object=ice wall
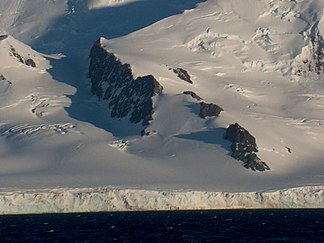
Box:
[0,186,323,214]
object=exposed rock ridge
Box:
[183,91,203,101]
[9,45,36,67]
[0,35,8,41]
[172,68,193,84]
[199,102,223,118]
[224,123,270,172]
[88,39,163,126]
[0,74,11,93]
[0,74,6,81]
[183,91,223,118]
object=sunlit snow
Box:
[0,0,323,212]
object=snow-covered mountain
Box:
[0,0,324,211]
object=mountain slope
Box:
[0,0,324,193]
[99,0,324,174]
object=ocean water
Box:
[0,209,323,242]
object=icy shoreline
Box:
[0,186,323,215]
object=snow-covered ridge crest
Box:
[0,186,323,214]
[0,35,46,69]
[88,0,141,9]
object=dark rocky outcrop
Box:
[88,39,163,126]
[224,123,270,172]
[9,46,36,67]
[172,68,193,84]
[25,58,36,67]
[0,35,8,41]
[199,102,223,118]
[0,74,11,84]
[183,91,203,101]
[0,74,12,94]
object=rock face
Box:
[293,24,324,77]
[183,91,203,101]
[172,68,193,84]
[25,58,36,67]
[0,74,11,89]
[0,74,11,84]
[199,102,223,118]
[224,123,270,172]
[88,39,163,126]
[9,46,36,67]
[0,35,8,41]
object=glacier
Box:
[0,186,323,215]
[0,0,324,214]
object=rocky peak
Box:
[224,123,270,172]
[183,91,203,101]
[199,102,223,119]
[172,68,193,84]
[88,39,163,127]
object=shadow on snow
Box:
[30,0,205,137]
[176,128,232,156]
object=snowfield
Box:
[0,0,324,213]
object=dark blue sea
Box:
[0,209,323,242]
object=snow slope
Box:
[0,0,324,212]
[102,0,324,177]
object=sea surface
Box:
[0,209,323,242]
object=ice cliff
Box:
[0,186,323,215]
[293,23,324,78]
